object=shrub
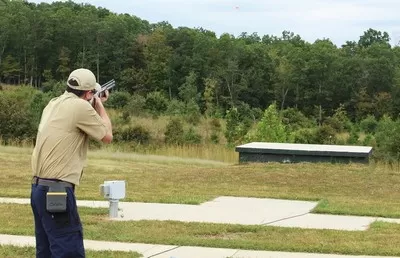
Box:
[251,107,263,121]
[120,111,131,124]
[282,108,314,132]
[210,132,220,144]
[347,130,360,145]
[314,124,336,144]
[332,104,352,132]
[236,102,254,124]
[224,107,251,146]
[145,91,168,116]
[291,128,317,144]
[41,81,65,97]
[115,125,151,144]
[209,118,222,144]
[164,117,184,145]
[183,127,202,144]
[359,115,378,134]
[374,115,400,160]
[123,94,146,116]
[167,99,186,116]
[0,88,37,142]
[362,134,376,147]
[209,118,221,130]
[323,117,342,134]
[245,103,288,143]
[105,91,131,109]
[29,91,52,128]
[184,99,201,125]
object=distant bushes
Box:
[245,103,288,143]
[374,115,400,161]
[145,92,168,115]
[4,85,400,162]
[360,115,378,134]
[164,117,202,145]
[114,125,151,144]
[164,118,185,145]
[0,87,39,143]
[105,91,131,109]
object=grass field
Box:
[0,244,141,258]
[2,145,400,256]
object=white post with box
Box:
[99,180,126,218]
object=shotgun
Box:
[95,79,116,98]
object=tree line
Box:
[1,0,400,123]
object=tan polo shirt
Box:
[31,92,107,185]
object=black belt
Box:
[32,176,74,188]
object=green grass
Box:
[3,203,400,256]
[3,145,400,256]
[2,145,400,217]
[100,142,238,164]
[0,244,141,258]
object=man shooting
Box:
[30,68,113,257]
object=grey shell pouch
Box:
[46,185,67,213]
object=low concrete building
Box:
[235,142,373,164]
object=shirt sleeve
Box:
[75,100,108,141]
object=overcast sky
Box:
[29,0,400,47]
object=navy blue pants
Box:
[30,183,85,258]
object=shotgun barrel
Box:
[96,79,115,98]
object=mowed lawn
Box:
[2,145,400,256]
[2,145,400,217]
[0,244,141,258]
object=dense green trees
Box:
[4,1,400,160]
[2,0,400,122]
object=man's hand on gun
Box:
[92,79,115,107]
[96,79,115,99]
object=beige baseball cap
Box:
[67,68,97,91]
[95,82,101,92]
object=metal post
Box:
[109,199,119,218]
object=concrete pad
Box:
[268,214,375,231]
[2,197,400,231]
[84,239,176,256]
[147,246,237,258]
[141,245,180,257]
[205,197,317,212]
[78,200,110,208]
[0,197,30,205]
[174,209,265,225]
[117,203,199,221]
[202,197,317,225]
[111,197,318,226]
[0,234,34,247]
[116,201,273,225]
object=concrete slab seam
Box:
[146,246,181,258]
[261,212,310,226]
[228,249,241,258]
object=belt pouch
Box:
[46,185,67,213]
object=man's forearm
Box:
[94,98,112,134]
[98,107,112,133]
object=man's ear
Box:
[83,91,91,101]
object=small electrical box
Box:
[100,180,125,199]
[100,184,110,198]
